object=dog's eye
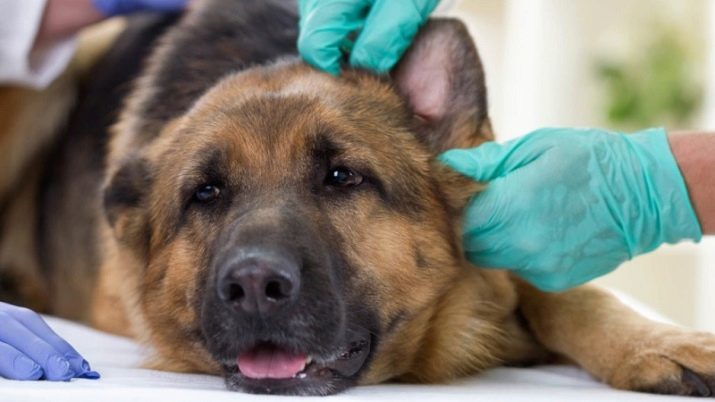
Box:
[194,184,221,203]
[326,167,363,188]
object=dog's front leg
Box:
[515,279,715,396]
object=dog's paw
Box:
[608,330,715,396]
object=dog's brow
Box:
[311,132,342,160]
[196,147,226,177]
[311,132,380,174]
[176,146,227,190]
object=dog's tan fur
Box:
[1,4,715,397]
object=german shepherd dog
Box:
[1,0,714,397]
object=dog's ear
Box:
[103,157,152,253]
[392,18,493,153]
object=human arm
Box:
[33,0,104,48]
[439,127,705,291]
[668,132,715,234]
[0,0,187,89]
[37,0,189,40]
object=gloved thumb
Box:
[438,141,518,182]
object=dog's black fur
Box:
[38,13,179,319]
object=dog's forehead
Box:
[170,63,430,171]
[145,63,437,216]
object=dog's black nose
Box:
[217,250,300,315]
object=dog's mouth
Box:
[227,337,372,395]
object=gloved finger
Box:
[298,0,371,75]
[1,304,95,378]
[461,180,510,238]
[297,0,313,18]
[93,0,187,16]
[511,269,573,293]
[462,221,519,269]
[138,0,189,12]
[0,312,73,381]
[0,341,43,381]
[349,0,437,73]
[459,173,535,267]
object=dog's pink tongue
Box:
[238,345,307,379]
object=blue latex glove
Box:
[0,302,99,381]
[439,127,702,291]
[298,0,440,75]
[92,0,188,17]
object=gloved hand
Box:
[298,0,440,75]
[92,0,188,17]
[439,127,702,291]
[0,302,99,381]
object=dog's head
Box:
[103,19,495,395]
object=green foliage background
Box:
[596,27,702,129]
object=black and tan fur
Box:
[1,0,714,397]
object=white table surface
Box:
[0,309,697,402]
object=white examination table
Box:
[0,292,696,402]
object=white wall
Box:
[693,0,715,332]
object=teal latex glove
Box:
[439,127,702,291]
[297,0,440,75]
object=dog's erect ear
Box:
[392,18,493,153]
[103,157,152,253]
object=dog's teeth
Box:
[306,356,313,365]
[298,373,307,379]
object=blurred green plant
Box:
[595,27,702,129]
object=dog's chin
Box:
[223,336,372,395]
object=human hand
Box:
[298,0,440,75]
[0,302,99,381]
[92,0,188,17]
[439,127,702,291]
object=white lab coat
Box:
[0,0,76,89]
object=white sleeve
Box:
[0,0,77,89]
